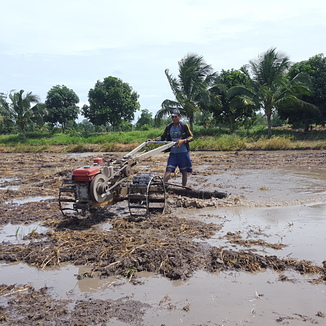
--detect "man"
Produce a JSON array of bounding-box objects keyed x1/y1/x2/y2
[{"x1": 151, "y1": 109, "x2": 194, "y2": 187}]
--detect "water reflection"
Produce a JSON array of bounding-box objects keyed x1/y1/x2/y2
[
  {"x1": 1, "y1": 262, "x2": 325, "y2": 326},
  {"x1": 191, "y1": 202, "x2": 326, "y2": 265},
  {"x1": 0, "y1": 223, "x2": 48, "y2": 244}
]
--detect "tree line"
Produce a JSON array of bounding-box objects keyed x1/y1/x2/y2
[{"x1": 1, "y1": 48, "x2": 325, "y2": 139}]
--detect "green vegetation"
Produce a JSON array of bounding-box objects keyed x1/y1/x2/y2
[
  {"x1": 45, "y1": 85, "x2": 80, "y2": 133},
  {"x1": 154, "y1": 50, "x2": 326, "y2": 138},
  {"x1": 82, "y1": 76, "x2": 140, "y2": 131},
  {"x1": 0, "y1": 90, "x2": 42, "y2": 139},
  {"x1": 191, "y1": 135, "x2": 247, "y2": 151},
  {"x1": 157, "y1": 53, "x2": 215, "y2": 130},
  {"x1": 1, "y1": 125, "x2": 325, "y2": 152},
  {"x1": 1, "y1": 49, "x2": 326, "y2": 148}
]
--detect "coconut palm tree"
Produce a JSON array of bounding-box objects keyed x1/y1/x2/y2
[
  {"x1": 232, "y1": 48, "x2": 315, "y2": 137},
  {"x1": 156, "y1": 53, "x2": 215, "y2": 130},
  {"x1": 2, "y1": 90, "x2": 40, "y2": 138},
  {"x1": 249, "y1": 48, "x2": 292, "y2": 137}
]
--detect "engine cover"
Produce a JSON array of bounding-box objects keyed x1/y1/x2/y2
[{"x1": 72, "y1": 166, "x2": 100, "y2": 182}]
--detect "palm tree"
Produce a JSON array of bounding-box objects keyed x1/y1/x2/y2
[
  {"x1": 249, "y1": 48, "x2": 292, "y2": 137},
  {"x1": 275, "y1": 73, "x2": 320, "y2": 131},
  {"x1": 2, "y1": 90, "x2": 40, "y2": 139},
  {"x1": 208, "y1": 69, "x2": 256, "y2": 132},
  {"x1": 156, "y1": 53, "x2": 215, "y2": 130},
  {"x1": 234, "y1": 48, "x2": 315, "y2": 137}
]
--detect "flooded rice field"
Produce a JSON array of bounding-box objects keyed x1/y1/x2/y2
[{"x1": 0, "y1": 150, "x2": 326, "y2": 325}]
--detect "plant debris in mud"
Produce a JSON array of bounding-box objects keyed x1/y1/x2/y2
[
  {"x1": 275, "y1": 312, "x2": 322, "y2": 324},
  {"x1": 0, "y1": 284, "x2": 149, "y2": 326},
  {"x1": 208, "y1": 247, "x2": 325, "y2": 276},
  {"x1": 224, "y1": 232, "x2": 287, "y2": 250},
  {"x1": 1, "y1": 214, "x2": 325, "y2": 284},
  {"x1": 0, "y1": 216, "x2": 219, "y2": 281}
]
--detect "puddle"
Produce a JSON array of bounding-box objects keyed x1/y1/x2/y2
[
  {"x1": 0, "y1": 185, "x2": 19, "y2": 191},
  {"x1": 0, "y1": 177, "x2": 19, "y2": 183},
  {"x1": 0, "y1": 263, "x2": 325, "y2": 326},
  {"x1": 5, "y1": 196, "x2": 55, "y2": 205},
  {"x1": 0, "y1": 222, "x2": 48, "y2": 244},
  {"x1": 0, "y1": 263, "x2": 79, "y2": 297},
  {"x1": 190, "y1": 166, "x2": 326, "y2": 203},
  {"x1": 101, "y1": 222, "x2": 113, "y2": 232},
  {"x1": 190, "y1": 201, "x2": 326, "y2": 265},
  {"x1": 0, "y1": 177, "x2": 20, "y2": 191}
]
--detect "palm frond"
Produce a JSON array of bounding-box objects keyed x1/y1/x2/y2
[
  {"x1": 155, "y1": 100, "x2": 182, "y2": 120},
  {"x1": 162, "y1": 53, "x2": 214, "y2": 128}
]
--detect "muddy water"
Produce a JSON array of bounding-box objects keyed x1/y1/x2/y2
[
  {"x1": 189, "y1": 166, "x2": 326, "y2": 203},
  {"x1": 0, "y1": 222, "x2": 48, "y2": 244},
  {"x1": 5, "y1": 195, "x2": 55, "y2": 206},
  {"x1": 1, "y1": 151, "x2": 326, "y2": 325},
  {"x1": 191, "y1": 202, "x2": 326, "y2": 265},
  {"x1": 1, "y1": 263, "x2": 325, "y2": 325}
]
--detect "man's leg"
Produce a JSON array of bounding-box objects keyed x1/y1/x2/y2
[
  {"x1": 181, "y1": 172, "x2": 188, "y2": 187},
  {"x1": 164, "y1": 170, "x2": 172, "y2": 183},
  {"x1": 179, "y1": 152, "x2": 192, "y2": 187},
  {"x1": 164, "y1": 154, "x2": 176, "y2": 184}
]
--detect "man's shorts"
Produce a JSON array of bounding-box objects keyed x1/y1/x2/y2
[{"x1": 166, "y1": 152, "x2": 193, "y2": 173}]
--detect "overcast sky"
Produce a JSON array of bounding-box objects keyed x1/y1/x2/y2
[{"x1": 1, "y1": 0, "x2": 325, "y2": 120}]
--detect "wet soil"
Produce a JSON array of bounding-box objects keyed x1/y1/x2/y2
[{"x1": 0, "y1": 150, "x2": 326, "y2": 325}]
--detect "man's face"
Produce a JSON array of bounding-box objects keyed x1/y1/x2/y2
[{"x1": 171, "y1": 115, "x2": 180, "y2": 123}]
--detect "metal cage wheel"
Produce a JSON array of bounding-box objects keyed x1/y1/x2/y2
[{"x1": 128, "y1": 173, "x2": 166, "y2": 218}]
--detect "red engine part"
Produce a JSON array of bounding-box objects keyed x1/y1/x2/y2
[
  {"x1": 72, "y1": 166, "x2": 100, "y2": 182},
  {"x1": 93, "y1": 157, "x2": 103, "y2": 165}
]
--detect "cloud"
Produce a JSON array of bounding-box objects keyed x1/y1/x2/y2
[
  {"x1": 3, "y1": 0, "x2": 323, "y2": 56},
  {"x1": 1, "y1": 0, "x2": 325, "y2": 117}
]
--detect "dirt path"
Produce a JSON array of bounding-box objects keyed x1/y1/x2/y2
[{"x1": 0, "y1": 150, "x2": 326, "y2": 325}]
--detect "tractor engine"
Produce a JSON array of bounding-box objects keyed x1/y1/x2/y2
[
  {"x1": 59, "y1": 158, "x2": 116, "y2": 215},
  {"x1": 72, "y1": 165, "x2": 101, "y2": 203}
]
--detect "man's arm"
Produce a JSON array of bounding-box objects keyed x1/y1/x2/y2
[
  {"x1": 183, "y1": 123, "x2": 194, "y2": 143},
  {"x1": 156, "y1": 125, "x2": 170, "y2": 141}
]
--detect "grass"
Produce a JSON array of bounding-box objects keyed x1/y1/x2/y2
[
  {"x1": 1, "y1": 126, "x2": 326, "y2": 152},
  {"x1": 192, "y1": 135, "x2": 247, "y2": 151},
  {"x1": 251, "y1": 136, "x2": 295, "y2": 150}
]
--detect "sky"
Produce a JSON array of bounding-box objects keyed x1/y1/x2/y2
[{"x1": 1, "y1": 0, "x2": 326, "y2": 121}]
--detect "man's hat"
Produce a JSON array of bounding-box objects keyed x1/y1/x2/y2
[{"x1": 171, "y1": 109, "x2": 181, "y2": 117}]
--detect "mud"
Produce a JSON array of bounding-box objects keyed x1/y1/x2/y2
[{"x1": 0, "y1": 150, "x2": 326, "y2": 325}]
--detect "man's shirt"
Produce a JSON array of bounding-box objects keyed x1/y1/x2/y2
[{"x1": 170, "y1": 125, "x2": 187, "y2": 153}]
